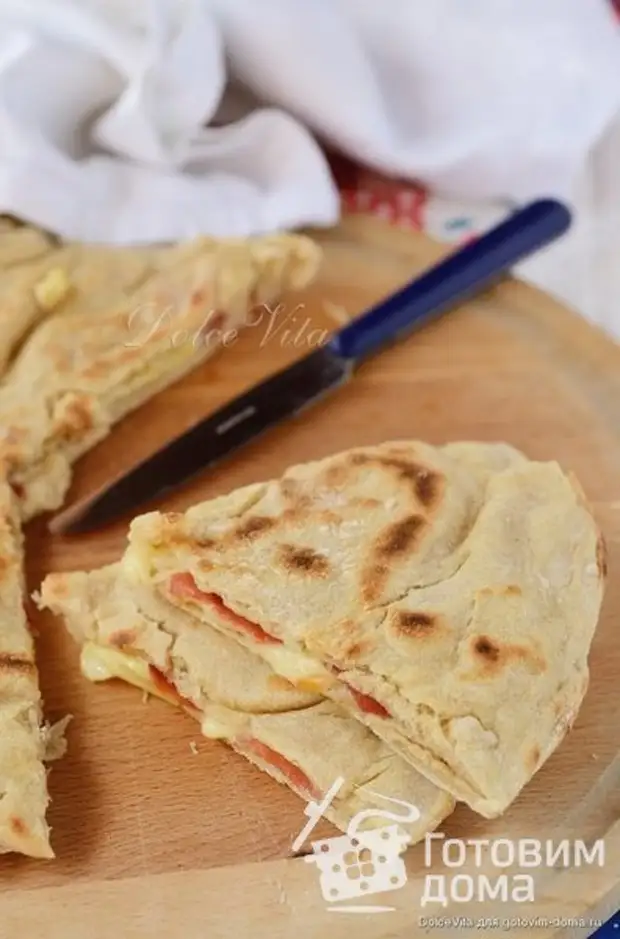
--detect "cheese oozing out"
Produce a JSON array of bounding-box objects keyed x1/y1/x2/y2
[
  {"x1": 78, "y1": 641, "x2": 329, "y2": 809},
  {"x1": 79, "y1": 642, "x2": 247, "y2": 739},
  {"x1": 80, "y1": 641, "x2": 176, "y2": 705}
]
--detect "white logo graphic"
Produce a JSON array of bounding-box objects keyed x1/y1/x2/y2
[{"x1": 292, "y1": 777, "x2": 420, "y2": 914}]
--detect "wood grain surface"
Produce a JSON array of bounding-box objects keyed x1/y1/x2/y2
[{"x1": 1, "y1": 216, "x2": 619, "y2": 938}]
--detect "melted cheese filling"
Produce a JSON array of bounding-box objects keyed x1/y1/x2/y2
[
  {"x1": 120, "y1": 554, "x2": 335, "y2": 695},
  {"x1": 258, "y1": 644, "x2": 334, "y2": 693},
  {"x1": 81, "y1": 641, "x2": 175, "y2": 705},
  {"x1": 79, "y1": 641, "x2": 246, "y2": 739}
]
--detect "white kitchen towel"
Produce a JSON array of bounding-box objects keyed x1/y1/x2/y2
[{"x1": 0, "y1": 0, "x2": 620, "y2": 333}]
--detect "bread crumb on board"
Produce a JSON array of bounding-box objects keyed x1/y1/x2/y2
[
  {"x1": 189, "y1": 741, "x2": 199, "y2": 755},
  {"x1": 141, "y1": 691, "x2": 150, "y2": 705},
  {"x1": 43, "y1": 714, "x2": 73, "y2": 762}
]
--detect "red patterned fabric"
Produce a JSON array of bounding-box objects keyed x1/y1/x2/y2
[
  {"x1": 328, "y1": 152, "x2": 427, "y2": 230},
  {"x1": 329, "y1": 0, "x2": 620, "y2": 232}
]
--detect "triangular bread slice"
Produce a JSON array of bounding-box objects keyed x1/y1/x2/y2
[
  {"x1": 39, "y1": 564, "x2": 454, "y2": 845},
  {"x1": 0, "y1": 482, "x2": 53, "y2": 857},
  {"x1": 0, "y1": 233, "x2": 320, "y2": 519},
  {"x1": 113, "y1": 440, "x2": 606, "y2": 818}
]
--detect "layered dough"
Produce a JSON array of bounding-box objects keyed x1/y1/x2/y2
[
  {"x1": 0, "y1": 233, "x2": 320, "y2": 519},
  {"x1": 0, "y1": 482, "x2": 53, "y2": 857},
  {"x1": 114, "y1": 441, "x2": 605, "y2": 818},
  {"x1": 0, "y1": 224, "x2": 321, "y2": 858},
  {"x1": 39, "y1": 565, "x2": 454, "y2": 844}
]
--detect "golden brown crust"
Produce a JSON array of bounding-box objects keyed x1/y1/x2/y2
[
  {"x1": 0, "y1": 653, "x2": 36, "y2": 674},
  {"x1": 120, "y1": 439, "x2": 605, "y2": 818},
  {"x1": 278, "y1": 545, "x2": 330, "y2": 578}
]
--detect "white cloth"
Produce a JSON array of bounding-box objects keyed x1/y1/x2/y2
[{"x1": 0, "y1": 0, "x2": 620, "y2": 336}]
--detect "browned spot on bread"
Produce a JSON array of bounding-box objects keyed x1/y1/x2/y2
[
  {"x1": 376, "y1": 514, "x2": 425, "y2": 558},
  {"x1": 362, "y1": 513, "x2": 425, "y2": 604},
  {"x1": 471, "y1": 635, "x2": 546, "y2": 676},
  {"x1": 233, "y1": 516, "x2": 275, "y2": 540},
  {"x1": 526, "y1": 745, "x2": 541, "y2": 773},
  {"x1": 109, "y1": 629, "x2": 138, "y2": 649},
  {"x1": 323, "y1": 463, "x2": 351, "y2": 488},
  {"x1": 384, "y1": 461, "x2": 441, "y2": 509},
  {"x1": 0, "y1": 430, "x2": 31, "y2": 474},
  {"x1": 0, "y1": 653, "x2": 35, "y2": 674},
  {"x1": 347, "y1": 453, "x2": 443, "y2": 509},
  {"x1": 361, "y1": 563, "x2": 389, "y2": 605},
  {"x1": 194, "y1": 535, "x2": 216, "y2": 550},
  {"x1": 474, "y1": 636, "x2": 500, "y2": 662},
  {"x1": 279, "y1": 544, "x2": 329, "y2": 577},
  {"x1": 504, "y1": 585, "x2": 522, "y2": 596},
  {"x1": 596, "y1": 534, "x2": 608, "y2": 580},
  {"x1": 359, "y1": 498, "x2": 382, "y2": 510},
  {"x1": 281, "y1": 504, "x2": 311, "y2": 525},
  {"x1": 155, "y1": 529, "x2": 216, "y2": 551},
  {"x1": 10, "y1": 816, "x2": 26, "y2": 837},
  {"x1": 342, "y1": 639, "x2": 375, "y2": 659},
  {"x1": 53, "y1": 393, "x2": 94, "y2": 441},
  {"x1": 163, "y1": 512, "x2": 182, "y2": 524},
  {"x1": 394, "y1": 611, "x2": 436, "y2": 637}
]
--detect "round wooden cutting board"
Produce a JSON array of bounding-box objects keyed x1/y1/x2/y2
[{"x1": 1, "y1": 216, "x2": 619, "y2": 938}]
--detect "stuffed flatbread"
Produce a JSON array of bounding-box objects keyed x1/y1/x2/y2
[{"x1": 113, "y1": 440, "x2": 606, "y2": 818}]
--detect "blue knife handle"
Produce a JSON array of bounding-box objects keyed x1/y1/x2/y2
[{"x1": 328, "y1": 198, "x2": 571, "y2": 363}]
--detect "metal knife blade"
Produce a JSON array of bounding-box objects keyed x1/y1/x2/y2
[
  {"x1": 51, "y1": 198, "x2": 571, "y2": 534},
  {"x1": 50, "y1": 349, "x2": 350, "y2": 534}
]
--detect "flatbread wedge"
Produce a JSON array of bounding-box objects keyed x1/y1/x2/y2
[
  {"x1": 0, "y1": 238, "x2": 166, "y2": 376},
  {"x1": 113, "y1": 440, "x2": 606, "y2": 819},
  {"x1": 0, "y1": 234, "x2": 320, "y2": 519},
  {"x1": 0, "y1": 481, "x2": 53, "y2": 858},
  {"x1": 39, "y1": 564, "x2": 455, "y2": 845}
]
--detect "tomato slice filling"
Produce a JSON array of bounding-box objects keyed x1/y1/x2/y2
[
  {"x1": 328, "y1": 664, "x2": 391, "y2": 719},
  {"x1": 148, "y1": 665, "x2": 200, "y2": 715},
  {"x1": 242, "y1": 738, "x2": 321, "y2": 800},
  {"x1": 346, "y1": 685, "x2": 391, "y2": 719},
  {"x1": 168, "y1": 573, "x2": 281, "y2": 645}
]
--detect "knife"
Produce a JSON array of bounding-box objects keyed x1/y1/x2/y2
[{"x1": 51, "y1": 198, "x2": 571, "y2": 535}]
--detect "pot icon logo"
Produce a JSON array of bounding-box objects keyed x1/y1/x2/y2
[{"x1": 292, "y1": 778, "x2": 420, "y2": 913}]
